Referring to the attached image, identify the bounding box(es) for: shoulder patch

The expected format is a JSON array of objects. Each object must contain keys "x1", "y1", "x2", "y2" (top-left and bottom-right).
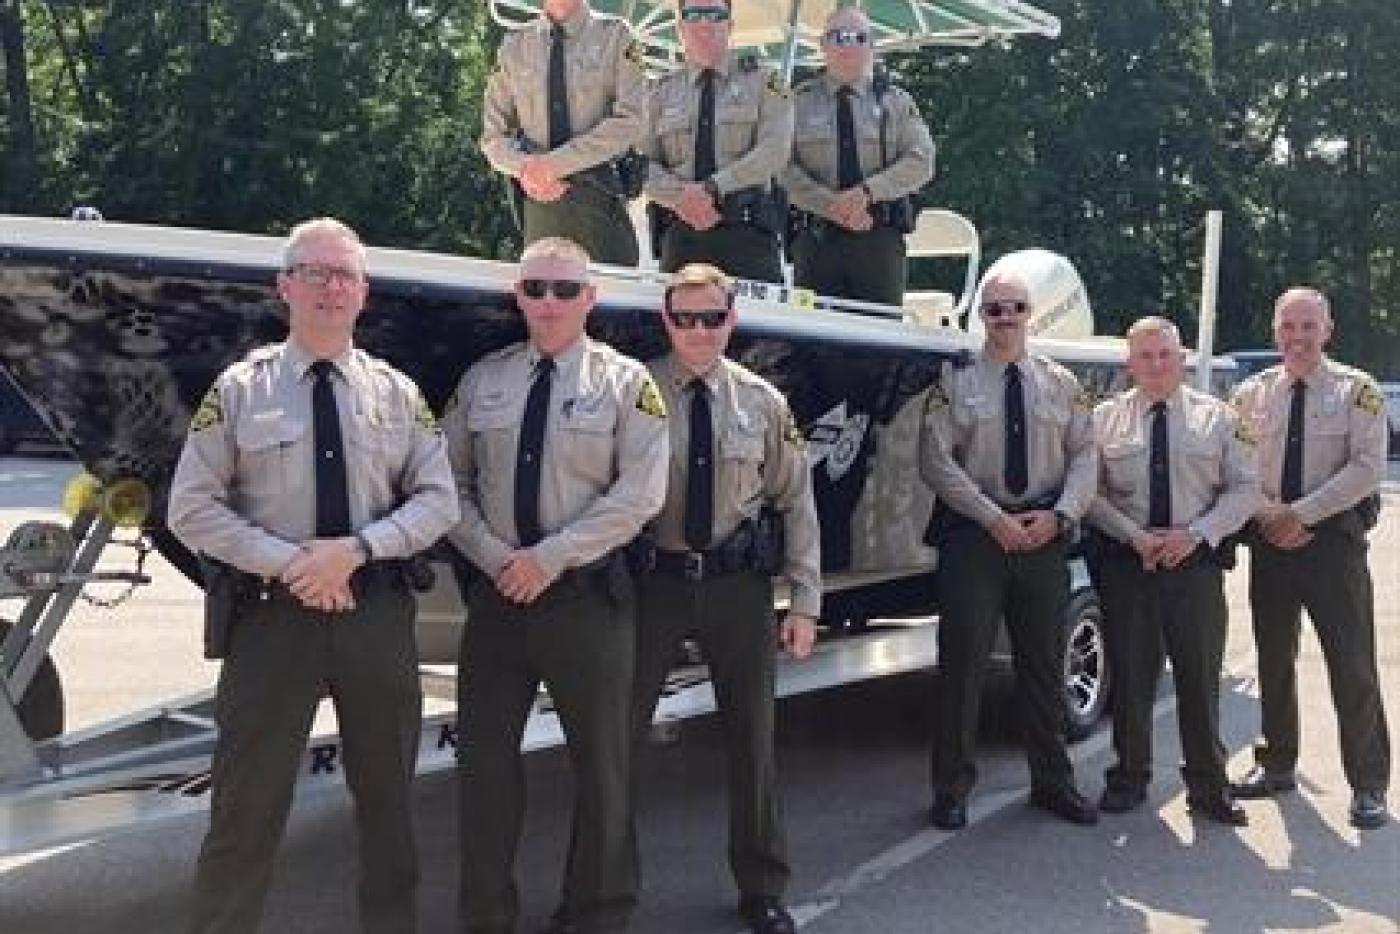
[
  {"x1": 190, "y1": 386, "x2": 223, "y2": 432},
  {"x1": 926, "y1": 382, "x2": 951, "y2": 412},
  {"x1": 782, "y1": 412, "x2": 806, "y2": 450},
  {"x1": 765, "y1": 71, "x2": 790, "y2": 98},
  {"x1": 624, "y1": 39, "x2": 645, "y2": 69},
  {"x1": 414, "y1": 392, "x2": 439, "y2": 431},
  {"x1": 1233, "y1": 413, "x2": 1257, "y2": 448},
  {"x1": 1354, "y1": 381, "x2": 1384, "y2": 416},
  {"x1": 636, "y1": 376, "x2": 668, "y2": 418},
  {"x1": 1073, "y1": 387, "x2": 1095, "y2": 411}
]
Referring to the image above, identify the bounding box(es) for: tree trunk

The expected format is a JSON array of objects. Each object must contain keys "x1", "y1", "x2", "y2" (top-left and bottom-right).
[{"x1": 0, "y1": 0, "x2": 38, "y2": 210}]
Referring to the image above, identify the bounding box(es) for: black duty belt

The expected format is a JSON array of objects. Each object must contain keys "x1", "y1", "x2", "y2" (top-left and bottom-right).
[
  {"x1": 652, "y1": 546, "x2": 751, "y2": 582},
  {"x1": 244, "y1": 560, "x2": 419, "y2": 605}
]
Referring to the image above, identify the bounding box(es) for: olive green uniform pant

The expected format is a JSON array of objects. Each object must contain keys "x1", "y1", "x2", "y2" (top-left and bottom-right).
[
  {"x1": 791, "y1": 226, "x2": 907, "y2": 307},
  {"x1": 659, "y1": 224, "x2": 783, "y2": 284},
  {"x1": 931, "y1": 524, "x2": 1075, "y2": 798},
  {"x1": 1248, "y1": 527, "x2": 1390, "y2": 792},
  {"x1": 457, "y1": 573, "x2": 637, "y2": 934},
  {"x1": 522, "y1": 183, "x2": 639, "y2": 268},
  {"x1": 631, "y1": 569, "x2": 789, "y2": 899},
  {"x1": 189, "y1": 581, "x2": 422, "y2": 934},
  {"x1": 1096, "y1": 548, "x2": 1229, "y2": 796}
]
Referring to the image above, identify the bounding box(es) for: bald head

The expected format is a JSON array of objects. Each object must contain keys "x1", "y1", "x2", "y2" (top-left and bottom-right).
[{"x1": 1273, "y1": 286, "x2": 1333, "y2": 378}]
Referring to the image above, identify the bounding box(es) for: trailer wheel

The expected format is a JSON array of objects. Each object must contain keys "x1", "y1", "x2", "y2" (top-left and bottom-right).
[
  {"x1": 1062, "y1": 590, "x2": 1110, "y2": 742},
  {"x1": 0, "y1": 619, "x2": 65, "y2": 740}
]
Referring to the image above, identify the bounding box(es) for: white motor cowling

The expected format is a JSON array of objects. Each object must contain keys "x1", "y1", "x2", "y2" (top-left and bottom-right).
[{"x1": 968, "y1": 248, "x2": 1094, "y2": 339}]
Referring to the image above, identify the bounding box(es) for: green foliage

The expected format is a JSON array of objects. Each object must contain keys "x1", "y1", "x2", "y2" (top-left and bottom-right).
[{"x1": 2, "y1": 0, "x2": 1396, "y2": 372}]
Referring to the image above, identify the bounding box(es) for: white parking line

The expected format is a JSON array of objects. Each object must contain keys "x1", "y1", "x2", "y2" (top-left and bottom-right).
[{"x1": 783, "y1": 650, "x2": 1259, "y2": 931}]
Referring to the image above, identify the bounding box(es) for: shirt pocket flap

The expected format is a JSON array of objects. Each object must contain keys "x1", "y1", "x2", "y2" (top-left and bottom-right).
[
  {"x1": 564, "y1": 396, "x2": 618, "y2": 435},
  {"x1": 236, "y1": 415, "x2": 306, "y2": 452},
  {"x1": 1103, "y1": 440, "x2": 1145, "y2": 461},
  {"x1": 466, "y1": 405, "x2": 518, "y2": 433},
  {"x1": 1034, "y1": 400, "x2": 1070, "y2": 425},
  {"x1": 720, "y1": 417, "x2": 766, "y2": 460},
  {"x1": 717, "y1": 99, "x2": 759, "y2": 125}
]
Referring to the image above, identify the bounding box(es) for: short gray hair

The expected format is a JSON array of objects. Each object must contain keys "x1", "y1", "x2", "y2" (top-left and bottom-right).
[
  {"x1": 1273, "y1": 286, "x2": 1331, "y2": 323},
  {"x1": 1125, "y1": 315, "x2": 1181, "y2": 345},
  {"x1": 283, "y1": 217, "x2": 365, "y2": 270},
  {"x1": 520, "y1": 236, "x2": 592, "y2": 268}
]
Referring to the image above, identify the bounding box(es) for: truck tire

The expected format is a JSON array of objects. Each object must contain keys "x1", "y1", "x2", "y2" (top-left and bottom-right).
[
  {"x1": 1062, "y1": 590, "x2": 1110, "y2": 742},
  {"x1": 0, "y1": 618, "x2": 65, "y2": 740}
]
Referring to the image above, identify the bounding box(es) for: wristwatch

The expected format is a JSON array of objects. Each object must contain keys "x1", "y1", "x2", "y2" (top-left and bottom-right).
[
  {"x1": 1053, "y1": 510, "x2": 1074, "y2": 538},
  {"x1": 701, "y1": 178, "x2": 721, "y2": 205}
]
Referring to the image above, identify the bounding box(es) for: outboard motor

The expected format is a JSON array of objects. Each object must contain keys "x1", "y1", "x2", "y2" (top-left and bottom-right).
[{"x1": 968, "y1": 248, "x2": 1093, "y2": 339}]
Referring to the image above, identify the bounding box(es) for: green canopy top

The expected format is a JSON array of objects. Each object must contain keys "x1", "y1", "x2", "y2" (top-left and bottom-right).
[{"x1": 489, "y1": 0, "x2": 1059, "y2": 76}]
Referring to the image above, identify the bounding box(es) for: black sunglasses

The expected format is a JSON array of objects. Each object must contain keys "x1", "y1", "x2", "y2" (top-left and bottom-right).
[
  {"x1": 666, "y1": 308, "x2": 730, "y2": 329},
  {"x1": 680, "y1": 6, "x2": 731, "y2": 23},
  {"x1": 824, "y1": 28, "x2": 870, "y2": 46},
  {"x1": 520, "y1": 278, "x2": 585, "y2": 300},
  {"x1": 982, "y1": 300, "x2": 1030, "y2": 318}
]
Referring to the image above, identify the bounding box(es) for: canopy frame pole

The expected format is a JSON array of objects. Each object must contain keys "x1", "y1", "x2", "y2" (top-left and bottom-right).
[
  {"x1": 1195, "y1": 210, "x2": 1223, "y2": 391},
  {"x1": 778, "y1": 0, "x2": 805, "y2": 86}
]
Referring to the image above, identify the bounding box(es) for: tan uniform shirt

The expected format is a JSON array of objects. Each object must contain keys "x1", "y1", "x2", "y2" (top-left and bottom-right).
[
  {"x1": 480, "y1": 5, "x2": 647, "y2": 179},
  {"x1": 1232, "y1": 358, "x2": 1388, "y2": 527},
  {"x1": 643, "y1": 52, "x2": 795, "y2": 205},
  {"x1": 784, "y1": 72, "x2": 935, "y2": 215},
  {"x1": 648, "y1": 354, "x2": 822, "y2": 617},
  {"x1": 1088, "y1": 385, "x2": 1261, "y2": 547},
  {"x1": 442, "y1": 337, "x2": 669, "y2": 581},
  {"x1": 919, "y1": 351, "x2": 1098, "y2": 527},
  {"x1": 168, "y1": 340, "x2": 459, "y2": 578}
]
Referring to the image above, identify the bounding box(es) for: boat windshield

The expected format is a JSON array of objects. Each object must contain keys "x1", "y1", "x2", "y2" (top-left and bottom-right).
[{"x1": 488, "y1": 0, "x2": 1060, "y2": 76}]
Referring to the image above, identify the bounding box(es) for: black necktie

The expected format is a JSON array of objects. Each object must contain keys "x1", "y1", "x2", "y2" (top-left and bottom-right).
[
  {"x1": 1281, "y1": 379, "x2": 1305, "y2": 503},
  {"x1": 515, "y1": 358, "x2": 555, "y2": 547},
  {"x1": 547, "y1": 23, "x2": 571, "y2": 149},
  {"x1": 310, "y1": 360, "x2": 351, "y2": 538},
  {"x1": 1148, "y1": 401, "x2": 1172, "y2": 528},
  {"x1": 1003, "y1": 363, "x2": 1028, "y2": 496},
  {"x1": 836, "y1": 86, "x2": 861, "y2": 189},
  {"x1": 694, "y1": 69, "x2": 717, "y2": 180},
  {"x1": 684, "y1": 380, "x2": 714, "y2": 551}
]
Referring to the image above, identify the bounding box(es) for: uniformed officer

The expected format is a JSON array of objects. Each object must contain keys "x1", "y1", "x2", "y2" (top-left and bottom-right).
[
  {"x1": 1228, "y1": 288, "x2": 1391, "y2": 829},
  {"x1": 442, "y1": 237, "x2": 669, "y2": 934},
  {"x1": 1088, "y1": 316, "x2": 1260, "y2": 825},
  {"x1": 784, "y1": 6, "x2": 934, "y2": 307},
  {"x1": 630, "y1": 264, "x2": 820, "y2": 934},
  {"x1": 642, "y1": 0, "x2": 794, "y2": 282},
  {"x1": 480, "y1": 0, "x2": 647, "y2": 266},
  {"x1": 918, "y1": 272, "x2": 1100, "y2": 830},
  {"x1": 168, "y1": 217, "x2": 460, "y2": 934}
]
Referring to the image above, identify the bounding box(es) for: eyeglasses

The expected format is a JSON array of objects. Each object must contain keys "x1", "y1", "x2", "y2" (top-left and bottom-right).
[
  {"x1": 824, "y1": 28, "x2": 870, "y2": 46},
  {"x1": 285, "y1": 263, "x2": 364, "y2": 287},
  {"x1": 666, "y1": 308, "x2": 730, "y2": 329},
  {"x1": 981, "y1": 300, "x2": 1030, "y2": 318},
  {"x1": 520, "y1": 278, "x2": 586, "y2": 300},
  {"x1": 680, "y1": 6, "x2": 731, "y2": 24}
]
